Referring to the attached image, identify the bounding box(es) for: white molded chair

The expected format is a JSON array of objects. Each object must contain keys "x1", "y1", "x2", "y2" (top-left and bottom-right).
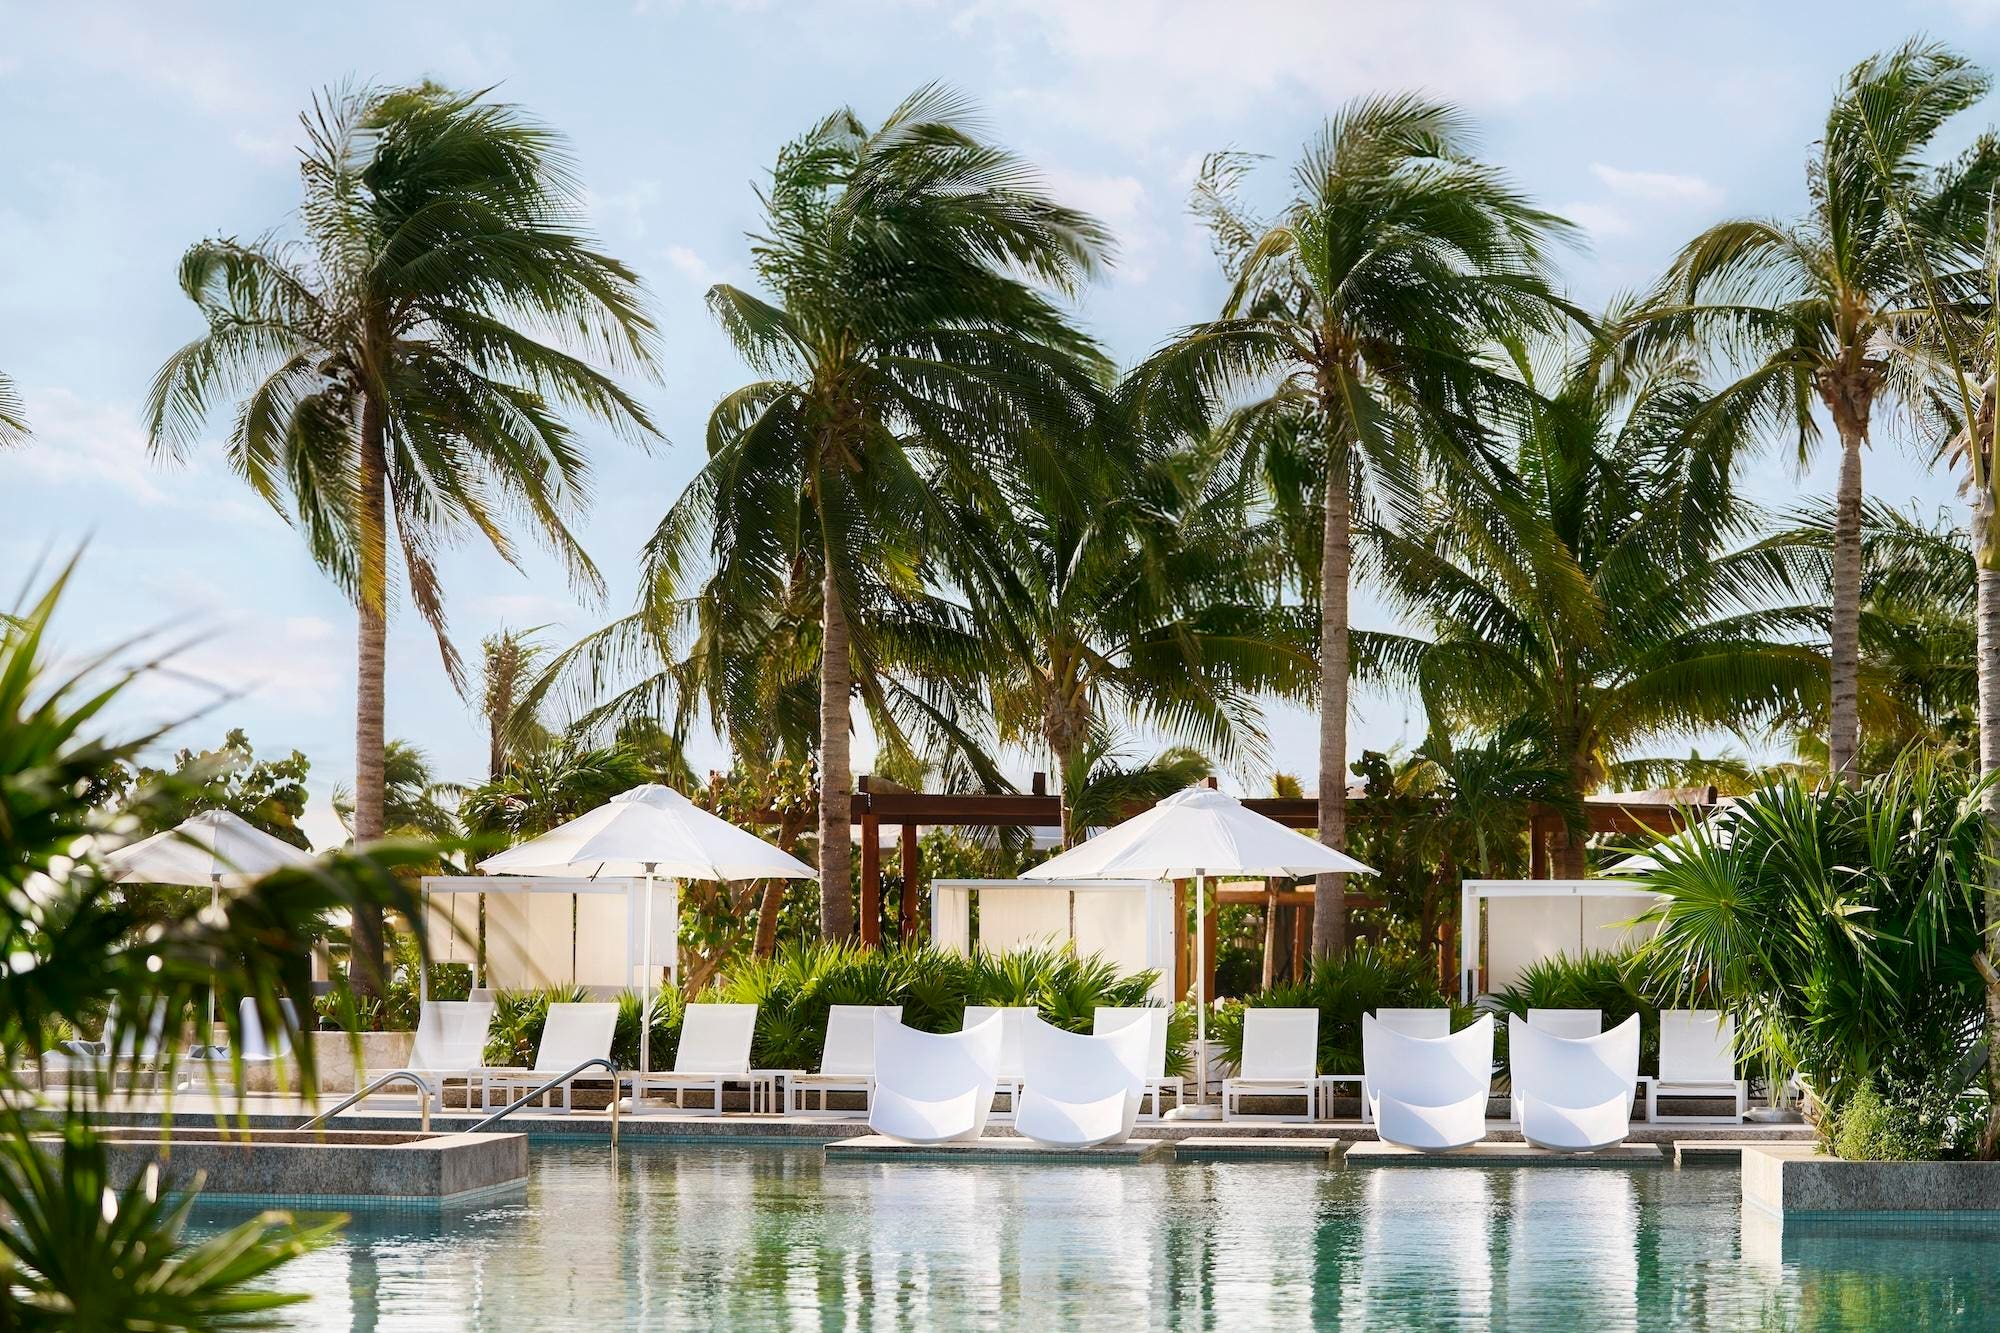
[
  {"x1": 1508, "y1": 1014, "x2": 1641, "y2": 1152},
  {"x1": 637, "y1": 1002, "x2": 770, "y2": 1113},
  {"x1": 1015, "y1": 1016, "x2": 1149, "y2": 1147},
  {"x1": 233, "y1": 996, "x2": 299, "y2": 1064},
  {"x1": 1643, "y1": 1010, "x2": 1747, "y2": 1124},
  {"x1": 53, "y1": 997, "x2": 171, "y2": 1076},
  {"x1": 1221, "y1": 1008, "x2": 1318, "y2": 1122},
  {"x1": 370, "y1": 1000, "x2": 495, "y2": 1104},
  {"x1": 1362, "y1": 1013, "x2": 1493, "y2": 1151},
  {"x1": 870, "y1": 1012, "x2": 1003, "y2": 1144},
  {"x1": 961, "y1": 1005, "x2": 1035, "y2": 1116},
  {"x1": 1093, "y1": 1007, "x2": 1181, "y2": 1120},
  {"x1": 1350, "y1": 1007, "x2": 1453, "y2": 1122},
  {"x1": 783, "y1": 1004, "x2": 902, "y2": 1116},
  {"x1": 482, "y1": 1002, "x2": 620, "y2": 1112},
  {"x1": 1527, "y1": 1008, "x2": 1602, "y2": 1039}
]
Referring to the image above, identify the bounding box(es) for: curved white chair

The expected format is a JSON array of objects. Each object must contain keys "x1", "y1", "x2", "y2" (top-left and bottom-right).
[
  {"x1": 1093, "y1": 1007, "x2": 1182, "y2": 1120},
  {"x1": 1361, "y1": 1013, "x2": 1493, "y2": 1151},
  {"x1": 1014, "y1": 1016, "x2": 1149, "y2": 1148},
  {"x1": 869, "y1": 1013, "x2": 1003, "y2": 1144},
  {"x1": 1508, "y1": 1014, "x2": 1641, "y2": 1153}
]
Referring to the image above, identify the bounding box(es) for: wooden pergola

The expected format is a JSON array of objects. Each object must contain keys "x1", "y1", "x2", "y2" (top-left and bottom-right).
[{"x1": 845, "y1": 774, "x2": 1717, "y2": 1000}]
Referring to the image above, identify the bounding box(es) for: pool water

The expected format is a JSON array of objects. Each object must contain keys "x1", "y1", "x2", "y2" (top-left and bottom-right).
[{"x1": 193, "y1": 1143, "x2": 2000, "y2": 1330}]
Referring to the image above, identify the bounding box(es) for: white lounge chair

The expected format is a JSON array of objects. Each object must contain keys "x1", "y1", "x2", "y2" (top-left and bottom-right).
[
  {"x1": 1221, "y1": 1008, "x2": 1318, "y2": 1122},
  {"x1": 961, "y1": 1005, "x2": 1035, "y2": 1116},
  {"x1": 52, "y1": 997, "x2": 171, "y2": 1078},
  {"x1": 1526, "y1": 1008, "x2": 1602, "y2": 1038},
  {"x1": 1508, "y1": 1014, "x2": 1641, "y2": 1152},
  {"x1": 870, "y1": 1012, "x2": 1003, "y2": 1144},
  {"x1": 1643, "y1": 1010, "x2": 1747, "y2": 1124},
  {"x1": 184, "y1": 997, "x2": 300, "y2": 1076},
  {"x1": 481, "y1": 1002, "x2": 620, "y2": 1112},
  {"x1": 1361, "y1": 1013, "x2": 1493, "y2": 1151},
  {"x1": 1337, "y1": 1007, "x2": 1454, "y2": 1122},
  {"x1": 1015, "y1": 1015, "x2": 1149, "y2": 1148},
  {"x1": 782, "y1": 1004, "x2": 902, "y2": 1116},
  {"x1": 369, "y1": 1000, "x2": 495, "y2": 1105},
  {"x1": 635, "y1": 1002, "x2": 774, "y2": 1113},
  {"x1": 1093, "y1": 1007, "x2": 1182, "y2": 1120}
]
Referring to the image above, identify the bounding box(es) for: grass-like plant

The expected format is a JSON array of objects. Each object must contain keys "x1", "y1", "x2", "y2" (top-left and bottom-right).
[{"x1": 1210, "y1": 943, "x2": 1467, "y2": 1074}]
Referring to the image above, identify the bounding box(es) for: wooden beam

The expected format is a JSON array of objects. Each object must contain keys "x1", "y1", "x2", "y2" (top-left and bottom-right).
[
  {"x1": 899, "y1": 824, "x2": 919, "y2": 942},
  {"x1": 859, "y1": 811, "x2": 881, "y2": 946},
  {"x1": 1173, "y1": 879, "x2": 1189, "y2": 1001}
]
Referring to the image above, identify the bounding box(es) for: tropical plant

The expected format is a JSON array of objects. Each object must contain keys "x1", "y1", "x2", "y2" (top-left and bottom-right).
[
  {"x1": 1632, "y1": 40, "x2": 2000, "y2": 783},
  {"x1": 458, "y1": 742, "x2": 653, "y2": 839},
  {"x1": 1363, "y1": 334, "x2": 1827, "y2": 876},
  {"x1": 0, "y1": 368, "x2": 22, "y2": 445},
  {"x1": 1210, "y1": 943, "x2": 1462, "y2": 1077},
  {"x1": 480, "y1": 627, "x2": 552, "y2": 780},
  {"x1": 1139, "y1": 97, "x2": 1577, "y2": 957},
  {"x1": 1486, "y1": 950, "x2": 1663, "y2": 1075},
  {"x1": 1631, "y1": 754, "x2": 1989, "y2": 1154},
  {"x1": 0, "y1": 557, "x2": 436, "y2": 1325},
  {"x1": 116, "y1": 728, "x2": 314, "y2": 849},
  {"x1": 145, "y1": 81, "x2": 657, "y2": 995},
  {"x1": 940, "y1": 419, "x2": 1313, "y2": 844},
  {"x1": 1056, "y1": 732, "x2": 1213, "y2": 843},
  {"x1": 641, "y1": 84, "x2": 1110, "y2": 937},
  {"x1": 335, "y1": 739, "x2": 460, "y2": 841}
]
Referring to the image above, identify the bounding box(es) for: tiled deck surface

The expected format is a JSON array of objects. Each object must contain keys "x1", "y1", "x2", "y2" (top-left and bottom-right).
[{"x1": 1346, "y1": 1141, "x2": 1666, "y2": 1167}]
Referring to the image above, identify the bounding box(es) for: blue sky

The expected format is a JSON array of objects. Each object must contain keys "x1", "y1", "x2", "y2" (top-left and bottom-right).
[{"x1": 2, "y1": 0, "x2": 1993, "y2": 848}]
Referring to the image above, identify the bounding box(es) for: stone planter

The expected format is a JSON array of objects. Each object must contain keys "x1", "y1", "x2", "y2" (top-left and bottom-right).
[
  {"x1": 1742, "y1": 1144, "x2": 2000, "y2": 1221},
  {"x1": 289, "y1": 1030, "x2": 415, "y2": 1094}
]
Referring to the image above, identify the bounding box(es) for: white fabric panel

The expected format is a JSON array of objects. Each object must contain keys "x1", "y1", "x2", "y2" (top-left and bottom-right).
[
  {"x1": 976, "y1": 886, "x2": 1071, "y2": 954},
  {"x1": 483, "y1": 891, "x2": 556, "y2": 990},
  {"x1": 1485, "y1": 896, "x2": 1580, "y2": 994},
  {"x1": 1581, "y1": 894, "x2": 1659, "y2": 954},
  {"x1": 424, "y1": 891, "x2": 480, "y2": 967},
  {"x1": 932, "y1": 885, "x2": 971, "y2": 956},
  {"x1": 1074, "y1": 888, "x2": 1149, "y2": 977},
  {"x1": 574, "y1": 891, "x2": 629, "y2": 989},
  {"x1": 623, "y1": 881, "x2": 680, "y2": 985}
]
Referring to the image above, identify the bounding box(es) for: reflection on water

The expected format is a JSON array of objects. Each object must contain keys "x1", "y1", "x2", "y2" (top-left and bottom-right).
[{"x1": 188, "y1": 1148, "x2": 2000, "y2": 1331}]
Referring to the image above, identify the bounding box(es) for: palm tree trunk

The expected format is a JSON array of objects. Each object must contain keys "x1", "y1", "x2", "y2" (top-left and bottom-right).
[
  {"x1": 348, "y1": 391, "x2": 389, "y2": 1001},
  {"x1": 818, "y1": 564, "x2": 855, "y2": 939},
  {"x1": 1972, "y1": 394, "x2": 2000, "y2": 1158},
  {"x1": 1828, "y1": 418, "x2": 1867, "y2": 786},
  {"x1": 1313, "y1": 440, "x2": 1351, "y2": 959}
]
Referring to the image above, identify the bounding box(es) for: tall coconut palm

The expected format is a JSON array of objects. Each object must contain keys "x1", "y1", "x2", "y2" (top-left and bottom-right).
[
  {"x1": 941, "y1": 421, "x2": 1314, "y2": 845},
  {"x1": 1364, "y1": 338, "x2": 1828, "y2": 877},
  {"x1": 480, "y1": 627, "x2": 551, "y2": 780},
  {"x1": 1634, "y1": 41, "x2": 1997, "y2": 785},
  {"x1": 144, "y1": 84, "x2": 657, "y2": 994},
  {"x1": 1137, "y1": 98, "x2": 1576, "y2": 955},
  {"x1": 647, "y1": 85, "x2": 1109, "y2": 936}
]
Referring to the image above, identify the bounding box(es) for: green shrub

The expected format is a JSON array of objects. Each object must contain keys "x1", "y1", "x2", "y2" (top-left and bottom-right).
[
  {"x1": 1487, "y1": 950, "x2": 1662, "y2": 1075},
  {"x1": 1210, "y1": 944, "x2": 1466, "y2": 1074},
  {"x1": 1829, "y1": 1074, "x2": 1978, "y2": 1162}
]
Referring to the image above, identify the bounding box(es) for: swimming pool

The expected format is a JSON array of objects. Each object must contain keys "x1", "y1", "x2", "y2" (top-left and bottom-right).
[{"x1": 195, "y1": 1143, "x2": 2000, "y2": 1329}]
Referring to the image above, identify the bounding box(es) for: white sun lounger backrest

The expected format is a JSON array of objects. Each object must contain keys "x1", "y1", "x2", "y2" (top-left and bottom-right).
[
  {"x1": 675, "y1": 1003, "x2": 758, "y2": 1075},
  {"x1": 961, "y1": 1005, "x2": 1035, "y2": 1079},
  {"x1": 236, "y1": 997, "x2": 299, "y2": 1061},
  {"x1": 1527, "y1": 1008, "x2": 1602, "y2": 1039},
  {"x1": 1239, "y1": 1008, "x2": 1319, "y2": 1079},
  {"x1": 534, "y1": 1002, "x2": 619, "y2": 1073},
  {"x1": 1659, "y1": 1010, "x2": 1735, "y2": 1084},
  {"x1": 1374, "y1": 1008, "x2": 1452, "y2": 1039},
  {"x1": 102, "y1": 998, "x2": 167, "y2": 1061},
  {"x1": 1509, "y1": 1014, "x2": 1642, "y2": 1151},
  {"x1": 1363, "y1": 1014, "x2": 1491, "y2": 1106},
  {"x1": 1015, "y1": 1015, "x2": 1149, "y2": 1147},
  {"x1": 411, "y1": 1000, "x2": 495, "y2": 1070},
  {"x1": 819, "y1": 1004, "x2": 901, "y2": 1076},
  {"x1": 1092, "y1": 1007, "x2": 1169, "y2": 1080},
  {"x1": 870, "y1": 1012, "x2": 1003, "y2": 1143}
]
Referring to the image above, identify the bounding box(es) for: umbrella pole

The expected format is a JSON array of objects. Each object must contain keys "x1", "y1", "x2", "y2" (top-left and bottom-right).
[
  {"x1": 637, "y1": 866, "x2": 656, "y2": 1112},
  {"x1": 209, "y1": 875, "x2": 221, "y2": 1038},
  {"x1": 1194, "y1": 871, "x2": 1206, "y2": 1104}
]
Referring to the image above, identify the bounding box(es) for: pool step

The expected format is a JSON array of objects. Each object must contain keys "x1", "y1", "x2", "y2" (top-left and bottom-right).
[
  {"x1": 1174, "y1": 1137, "x2": 1346, "y2": 1163},
  {"x1": 824, "y1": 1135, "x2": 1169, "y2": 1163},
  {"x1": 1346, "y1": 1141, "x2": 1665, "y2": 1168}
]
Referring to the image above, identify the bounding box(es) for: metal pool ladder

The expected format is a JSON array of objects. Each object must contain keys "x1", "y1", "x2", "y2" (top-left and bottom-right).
[
  {"x1": 467, "y1": 1058, "x2": 621, "y2": 1146},
  {"x1": 300, "y1": 1070, "x2": 436, "y2": 1133}
]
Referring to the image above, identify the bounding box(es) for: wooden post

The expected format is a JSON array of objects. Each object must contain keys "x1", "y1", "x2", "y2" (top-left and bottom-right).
[
  {"x1": 1173, "y1": 878, "x2": 1190, "y2": 1001},
  {"x1": 1260, "y1": 878, "x2": 1281, "y2": 991},
  {"x1": 1530, "y1": 815, "x2": 1549, "y2": 880},
  {"x1": 1293, "y1": 900, "x2": 1310, "y2": 979},
  {"x1": 899, "y1": 823, "x2": 919, "y2": 942},
  {"x1": 1203, "y1": 897, "x2": 1219, "y2": 1003},
  {"x1": 859, "y1": 809, "x2": 881, "y2": 946}
]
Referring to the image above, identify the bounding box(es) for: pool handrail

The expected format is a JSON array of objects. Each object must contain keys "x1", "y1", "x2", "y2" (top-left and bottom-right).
[
  {"x1": 469, "y1": 1057, "x2": 621, "y2": 1145},
  {"x1": 300, "y1": 1069, "x2": 435, "y2": 1133}
]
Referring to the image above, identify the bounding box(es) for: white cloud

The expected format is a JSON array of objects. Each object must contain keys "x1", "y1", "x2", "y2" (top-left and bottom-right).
[
  {"x1": 4, "y1": 386, "x2": 169, "y2": 502},
  {"x1": 471, "y1": 592, "x2": 581, "y2": 627},
  {"x1": 1042, "y1": 166, "x2": 1157, "y2": 282},
  {"x1": 1589, "y1": 163, "x2": 1723, "y2": 207},
  {"x1": 230, "y1": 130, "x2": 299, "y2": 167},
  {"x1": 589, "y1": 180, "x2": 664, "y2": 238},
  {"x1": 663, "y1": 244, "x2": 726, "y2": 288},
  {"x1": 1560, "y1": 201, "x2": 1633, "y2": 237},
  {"x1": 130, "y1": 615, "x2": 347, "y2": 721}
]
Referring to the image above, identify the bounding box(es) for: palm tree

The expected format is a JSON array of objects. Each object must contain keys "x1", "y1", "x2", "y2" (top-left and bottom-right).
[
  {"x1": 1137, "y1": 98, "x2": 1576, "y2": 956},
  {"x1": 480, "y1": 627, "x2": 551, "y2": 780},
  {"x1": 941, "y1": 423, "x2": 1314, "y2": 845},
  {"x1": 0, "y1": 370, "x2": 23, "y2": 444},
  {"x1": 459, "y1": 742, "x2": 654, "y2": 840},
  {"x1": 144, "y1": 84, "x2": 657, "y2": 994},
  {"x1": 1364, "y1": 337, "x2": 1827, "y2": 877},
  {"x1": 335, "y1": 739, "x2": 460, "y2": 841},
  {"x1": 1634, "y1": 40, "x2": 1997, "y2": 784},
  {"x1": 647, "y1": 85, "x2": 1110, "y2": 936}
]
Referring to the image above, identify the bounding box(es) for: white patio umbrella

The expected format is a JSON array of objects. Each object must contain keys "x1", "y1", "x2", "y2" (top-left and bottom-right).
[
  {"x1": 477, "y1": 784, "x2": 816, "y2": 1106},
  {"x1": 103, "y1": 809, "x2": 319, "y2": 1029},
  {"x1": 1023, "y1": 785, "x2": 1375, "y2": 1115}
]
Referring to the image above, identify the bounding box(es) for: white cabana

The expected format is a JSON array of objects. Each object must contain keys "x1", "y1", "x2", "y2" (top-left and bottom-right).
[
  {"x1": 418, "y1": 874, "x2": 676, "y2": 992},
  {"x1": 1458, "y1": 879, "x2": 1666, "y2": 1003},
  {"x1": 472, "y1": 784, "x2": 815, "y2": 1108},
  {"x1": 931, "y1": 878, "x2": 1175, "y2": 1005},
  {"x1": 1024, "y1": 786, "x2": 1374, "y2": 1114},
  {"x1": 104, "y1": 809, "x2": 319, "y2": 1028}
]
